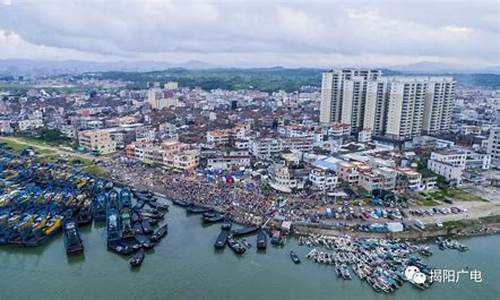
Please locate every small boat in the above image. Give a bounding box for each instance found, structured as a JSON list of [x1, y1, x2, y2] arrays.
[[171, 198, 191, 207], [290, 251, 300, 264], [107, 241, 132, 255], [150, 224, 168, 242], [202, 212, 224, 224], [232, 226, 259, 238], [141, 219, 153, 234], [135, 234, 154, 249], [214, 230, 229, 249], [129, 248, 145, 267], [63, 219, 84, 255], [77, 199, 93, 225], [221, 221, 232, 231], [133, 200, 145, 210], [186, 205, 210, 214], [256, 230, 267, 250], [133, 222, 144, 235], [227, 237, 245, 254], [241, 239, 252, 248], [104, 182, 114, 190]]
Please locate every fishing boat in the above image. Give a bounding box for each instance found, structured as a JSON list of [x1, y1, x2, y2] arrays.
[[150, 223, 168, 242], [63, 219, 84, 255], [77, 198, 93, 225], [133, 200, 145, 210], [290, 251, 301, 264], [202, 212, 224, 223], [129, 248, 145, 267], [221, 220, 232, 231], [93, 193, 107, 222], [232, 226, 259, 238], [107, 190, 119, 210], [214, 229, 229, 249], [186, 205, 210, 214], [119, 188, 132, 209], [106, 208, 121, 242], [104, 182, 114, 190], [120, 208, 134, 239], [256, 230, 267, 250], [227, 237, 246, 254], [135, 234, 154, 249], [107, 240, 132, 255], [141, 219, 153, 234]]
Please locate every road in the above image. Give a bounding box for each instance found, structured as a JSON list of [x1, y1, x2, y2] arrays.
[[0, 136, 109, 162]]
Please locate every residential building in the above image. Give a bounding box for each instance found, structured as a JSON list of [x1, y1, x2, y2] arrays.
[[18, 119, 44, 131], [320, 69, 381, 129], [78, 129, 116, 154], [486, 126, 500, 168], [309, 167, 338, 191], [207, 155, 251, 170]]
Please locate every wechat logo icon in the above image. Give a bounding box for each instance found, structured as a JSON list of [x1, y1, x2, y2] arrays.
[[405, 266, 427, 284]]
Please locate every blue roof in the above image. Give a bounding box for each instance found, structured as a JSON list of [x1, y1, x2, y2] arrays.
[[313, 159, 337, 171]]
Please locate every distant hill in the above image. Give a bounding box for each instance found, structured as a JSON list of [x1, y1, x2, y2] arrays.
[[1, 59, 499, 90], [389, 61, 499, 75]]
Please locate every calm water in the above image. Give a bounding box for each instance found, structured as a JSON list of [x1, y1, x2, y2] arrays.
[[1, 203, 499, 300]]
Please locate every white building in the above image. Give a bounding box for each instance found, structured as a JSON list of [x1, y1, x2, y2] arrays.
[[207, 155, 251, 170], [309, 167, 338, 191], [164, 81, 179, 90], [486, 126, 500, 168], [18, 119, 44, 131], [320, 69, 456, 141]]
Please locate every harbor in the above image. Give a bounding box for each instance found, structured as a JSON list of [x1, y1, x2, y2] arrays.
[[0, 201, 498, 300], [0, 151, 169, 267]]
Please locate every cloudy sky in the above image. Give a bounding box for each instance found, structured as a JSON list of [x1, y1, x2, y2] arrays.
[[0, 0, 498, 68]]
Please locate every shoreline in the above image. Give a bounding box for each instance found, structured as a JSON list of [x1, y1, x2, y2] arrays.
[[110, 177, 500, 242]]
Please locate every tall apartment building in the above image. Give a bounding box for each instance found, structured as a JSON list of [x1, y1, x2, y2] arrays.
[[422, 78, 456, 135], [384, 77, 427, 141], [319, 69, 381, 128], [486, 126, 500, 168], [320, 69, 455, 141]]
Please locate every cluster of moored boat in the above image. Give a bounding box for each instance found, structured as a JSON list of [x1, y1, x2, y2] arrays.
[[0, 153, 100, 248], [213, 222, 266, 255], [301, 235, 434, 293], [435, 237, 469, 252], [0, 152, 169, 268], [106, 188, 169, 267], [171, 197, 268, 255]]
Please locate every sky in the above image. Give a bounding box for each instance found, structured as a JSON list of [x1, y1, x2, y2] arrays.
[[0, 0, 498, 68]]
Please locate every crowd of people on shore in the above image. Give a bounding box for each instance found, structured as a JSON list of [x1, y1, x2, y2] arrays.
[[101, 159, 281, 225]]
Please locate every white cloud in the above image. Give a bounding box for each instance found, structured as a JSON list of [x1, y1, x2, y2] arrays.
[[0, 0, 498, 67]]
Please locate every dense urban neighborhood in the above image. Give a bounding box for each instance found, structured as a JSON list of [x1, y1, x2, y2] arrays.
[[1, 69, 499, 239]]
